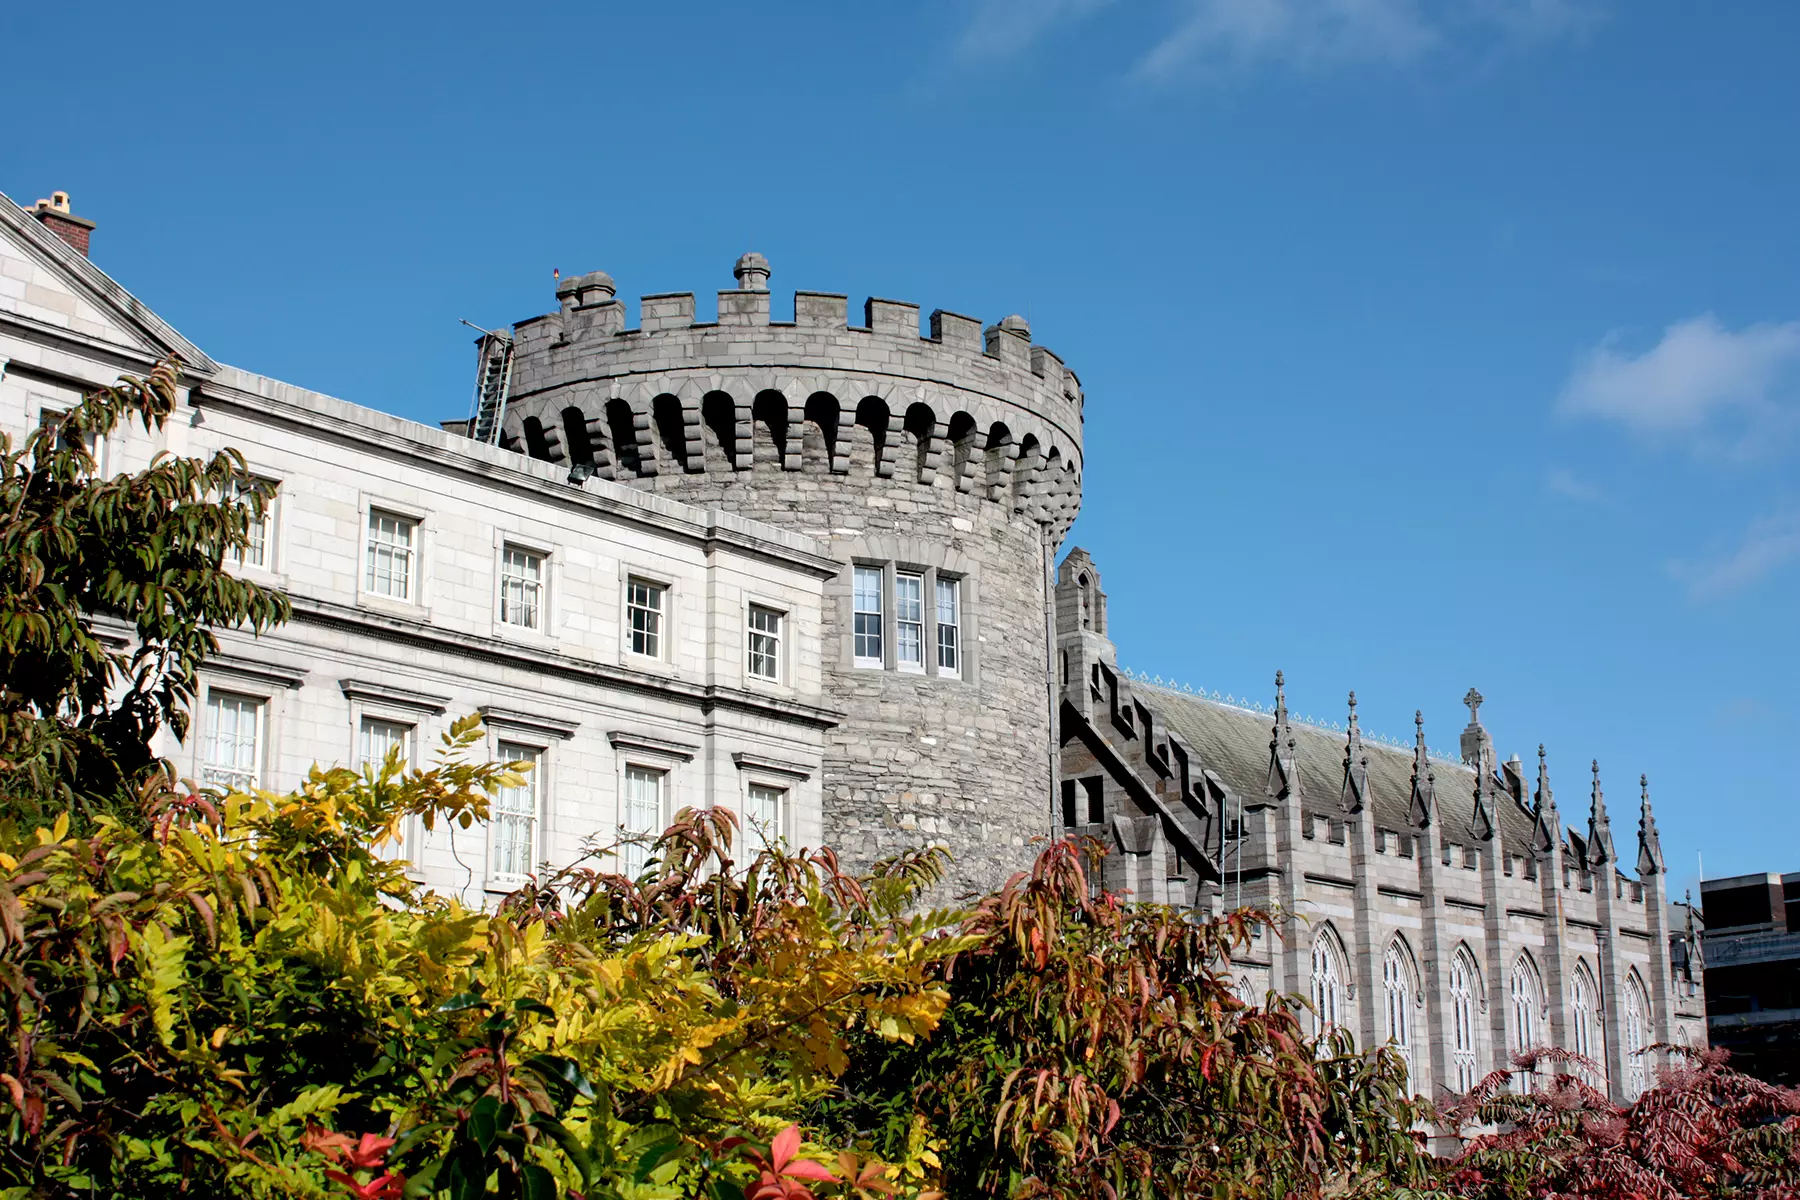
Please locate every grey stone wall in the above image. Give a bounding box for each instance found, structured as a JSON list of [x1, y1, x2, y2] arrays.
[[498, 257, 1085, 897]]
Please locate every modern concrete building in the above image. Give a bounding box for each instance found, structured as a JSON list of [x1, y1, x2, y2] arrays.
[[1701, 871, 1800, 1085], [2, 188, 1704, 1103]]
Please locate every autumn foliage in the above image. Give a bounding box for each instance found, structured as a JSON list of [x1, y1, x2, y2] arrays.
[[4, 362, 1800, 1198]]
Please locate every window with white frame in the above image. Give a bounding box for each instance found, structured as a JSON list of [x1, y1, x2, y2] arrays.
[[935, 577, 961, 675], [1624, 975, 1651, 1100], [490, 743, 541, 880], [500, 545, 545, 630], [852, 566, 883, 666], [894, 572, 924, 669], [744, 783, 785, 856], [1510, 954, 1543, 1092], [1450, 950, 1480, 1091], [1311, 929, 1347, 1038], [365, 510, 417, 600], [620, 765, 666, 877], [225, 478, 275, 570], [1383, 941, 1416, 1090], [627, 577, 665, 659], [35, 402, 105, 474], [747, 605, 782, 681], [202, 691, 263, 792], [359, 716, 412, 774]]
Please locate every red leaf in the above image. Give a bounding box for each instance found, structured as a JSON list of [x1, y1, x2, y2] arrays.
[[770, 1124, 801, 1172]]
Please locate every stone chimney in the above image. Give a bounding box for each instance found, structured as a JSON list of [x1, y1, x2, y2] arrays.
[[31, 191, 96, 257]]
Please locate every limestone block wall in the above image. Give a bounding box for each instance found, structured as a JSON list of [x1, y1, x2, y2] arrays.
[[495, 257, 1087, 897]]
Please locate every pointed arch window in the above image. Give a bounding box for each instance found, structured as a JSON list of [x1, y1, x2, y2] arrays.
[[1383, 940, 1417, 1090], [1311, 927, 1348, 1040], [1449, 949, 1480, 1091], [1570, 962, 1604, 1087], [1509, 954, 1545, 1092], [1623, 973, 1651, 1100]]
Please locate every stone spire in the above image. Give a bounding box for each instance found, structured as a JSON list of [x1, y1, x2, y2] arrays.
[[1470, 747, 1497, 842], [1586, 760, 1615, 869], [1266, 670, 1299, 800], [1338, 691, 1370, 814], [1408, 710, 1435, 829], [1637, 773, 1665, 876], [1531, 744, 1559, 859], [1459, 687, 1493, 769]]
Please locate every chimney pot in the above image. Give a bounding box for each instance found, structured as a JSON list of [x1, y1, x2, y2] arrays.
[[29, 190, 95, 257]]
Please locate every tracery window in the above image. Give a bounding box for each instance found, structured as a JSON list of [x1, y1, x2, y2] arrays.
[[1311, 928, 1348, 1040], [1383, 940, 1417, 1089], [1624, 974, 1651, 1100], [1449, 948, 1480, 1091], [1570, 963, 1603, 1087], [1510, 954, 1544, 1093]]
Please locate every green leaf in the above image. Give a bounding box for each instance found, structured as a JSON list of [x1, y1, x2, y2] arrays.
[[436, 991, 487, 1013], [521, 1162, 556, 1200], [513, 998, 556, 1018], [470, 1094, 501, 1156], [523, 1053, 595, 1102]]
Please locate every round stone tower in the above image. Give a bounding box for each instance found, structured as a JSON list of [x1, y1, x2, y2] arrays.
[[501, 254, 1083, 895]]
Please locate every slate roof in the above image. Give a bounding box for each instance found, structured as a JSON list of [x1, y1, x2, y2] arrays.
[[1131, 681, 1544, 857]]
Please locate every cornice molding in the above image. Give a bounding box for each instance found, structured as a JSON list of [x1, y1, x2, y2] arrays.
[[338, 678, 451, 715], [608, 730, 698, 761], [730, 751, 813, 780], [480, 705, 578, 741]]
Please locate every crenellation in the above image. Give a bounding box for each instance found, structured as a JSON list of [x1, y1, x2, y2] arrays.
[[796, 291, 848, 328], [930, 308, 982, 350], [865, 297, 919, 338], [640, 292, 696, 331]]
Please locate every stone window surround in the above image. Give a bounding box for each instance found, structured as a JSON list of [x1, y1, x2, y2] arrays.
[[731, 751, 812, 853], [620, 563, 676, 673], [340, 678, 449, 881], [478, 706, 577, 893], [27, 388, 108, 476], [191, 655, 306, 794], [357, 492, 433, 621], [608, 730, 697, 873], [226, 470, 286, 585], [741, 591, 792, 692], [492, 528, 560, 643], [836, 540, 978, 684]]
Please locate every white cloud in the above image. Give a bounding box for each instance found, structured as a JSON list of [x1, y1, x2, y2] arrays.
[[1668, 509, 1800, 602], [951, 0, 1594, 71], [1544, 466, 1604, 503], [1558, 314, 1800, 439], [955, 0, 1118, 60]]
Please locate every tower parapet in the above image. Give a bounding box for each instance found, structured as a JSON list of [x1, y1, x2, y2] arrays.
[[503, 255, 1083, 543], [494, 255, 1086, 895]]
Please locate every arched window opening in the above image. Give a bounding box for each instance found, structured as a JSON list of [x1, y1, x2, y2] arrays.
[[1509, 954, 1544, 1093], [1449, 950, 1480, 1091], [1570, 963, 1603, 1088], [1311, 928, 1347, 1040], [1383, 941, 1416, 1090], [1624, 974, 1651, 1101], [1078, 573, 1093, 630]]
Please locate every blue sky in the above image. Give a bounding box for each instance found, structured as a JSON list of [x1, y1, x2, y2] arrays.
[[8, 0, 1797, 891]]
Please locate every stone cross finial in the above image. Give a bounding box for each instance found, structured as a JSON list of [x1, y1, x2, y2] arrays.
[[1586, 759, 1615, 868], [733, 252, 771, 292], [1459, 687, 1492, 769], [1340, 691, 1368, 815]]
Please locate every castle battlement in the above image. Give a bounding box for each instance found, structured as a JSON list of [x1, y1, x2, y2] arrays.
[[500, 255, 1083, 541]]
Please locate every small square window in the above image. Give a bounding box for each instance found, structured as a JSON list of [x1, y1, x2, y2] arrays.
[[620, 764, 666, 877], [745, 783, 785, 855], [491, 743, 541, 879], [895, 572, 924, 670], [501, 546, 545, 630], [202, 691, 263, 792], [748, 605, 782, 681], [627, 578, 665, 659], [852, 566, 883, 667], [365, 510, 417, 600]]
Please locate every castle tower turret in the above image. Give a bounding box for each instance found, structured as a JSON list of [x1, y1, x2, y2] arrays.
[[497, 255, 1084, 894]]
